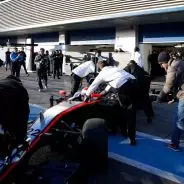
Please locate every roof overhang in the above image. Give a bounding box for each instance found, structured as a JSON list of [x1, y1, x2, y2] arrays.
[[1, 5, 184, 36]]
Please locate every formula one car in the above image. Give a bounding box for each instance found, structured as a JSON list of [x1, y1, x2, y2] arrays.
[[0, 90, 110, 184], [0, 84, 163, 183]]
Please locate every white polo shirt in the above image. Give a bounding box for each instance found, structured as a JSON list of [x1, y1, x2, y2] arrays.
[[134, 51, 143, 68], [85, 66, 135, 96], [72, 61, 95, 78]]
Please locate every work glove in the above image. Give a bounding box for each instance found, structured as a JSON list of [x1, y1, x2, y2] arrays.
[[83, 95, 90, 102]]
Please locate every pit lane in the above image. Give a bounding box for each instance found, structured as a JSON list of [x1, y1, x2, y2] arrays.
[[0, 69, 177, 183]]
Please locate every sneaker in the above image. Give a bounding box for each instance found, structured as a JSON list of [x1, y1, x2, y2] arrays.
[[168, 143, 180, 151], [44, 86, 48, 89], [26, 73, 29, 77], [38, 89, 43, 92]]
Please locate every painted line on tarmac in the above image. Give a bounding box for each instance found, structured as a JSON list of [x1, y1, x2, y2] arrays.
[[137, 131, 170, 143], [108, 152, 184, 184], [137, 131, 184, 147]]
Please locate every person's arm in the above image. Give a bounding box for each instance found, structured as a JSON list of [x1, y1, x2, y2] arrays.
[[34, 55, 41, 63], [24, 52, 27, 61], [10, 53, 19, 62], [124, 64, 131, 73], [100, 85, 111, 95], [157, 63, 177, 102], [85, 73, 103, 96]]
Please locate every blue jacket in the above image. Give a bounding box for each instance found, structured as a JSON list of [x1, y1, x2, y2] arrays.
[[10, 52, 22, 62]]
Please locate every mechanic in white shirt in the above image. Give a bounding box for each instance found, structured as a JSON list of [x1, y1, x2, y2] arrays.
[[71, 59, 95, 96], [85, 59, 137, 145], [134, 47, 143, 68]]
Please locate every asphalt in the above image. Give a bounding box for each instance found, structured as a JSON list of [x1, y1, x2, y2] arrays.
[[0, 67, 175, 139], [0, 68, 178, 184]]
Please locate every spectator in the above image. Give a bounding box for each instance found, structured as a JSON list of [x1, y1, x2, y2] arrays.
[[5, 48, 11, 71], [34, 48, 48, 92], [45, 50, 51, 76], [58, 50, 64, 76], [19, 47, 29, 76], [51, 50, 60, 79], [10, 47, 21, 78]]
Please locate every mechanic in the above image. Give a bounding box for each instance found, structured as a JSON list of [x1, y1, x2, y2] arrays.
[[0, 75, 29, 155], [70, 57, 96, 96], [34, 48, 48, 92], [124, 60, 154, 123], [157, 52, 184, 151], [84, 59, 137, 145]]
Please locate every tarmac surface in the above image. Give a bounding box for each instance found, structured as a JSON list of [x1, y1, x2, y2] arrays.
[[0, 67, 175, 139], [0, 68, 179, 184]]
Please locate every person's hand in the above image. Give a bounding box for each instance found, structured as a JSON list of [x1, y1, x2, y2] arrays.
[[168, 99, 175, 105], [83, 95, 90, 102], [100, 90, 106, 96]]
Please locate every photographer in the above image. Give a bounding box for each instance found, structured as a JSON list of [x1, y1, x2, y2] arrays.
[[0, 75, 29, 154], [157, 52, 184, 151], [34, 48, 48, 92]]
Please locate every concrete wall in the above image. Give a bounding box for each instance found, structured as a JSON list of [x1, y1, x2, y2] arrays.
[[115, 27, 136, 56], [114, 27, 136, 68]]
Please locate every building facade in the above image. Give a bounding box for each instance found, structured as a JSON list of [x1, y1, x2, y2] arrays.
[[1, 0, 184, 72]]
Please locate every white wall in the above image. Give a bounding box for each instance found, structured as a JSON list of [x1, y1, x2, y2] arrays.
[[115, 27, 136, 58]]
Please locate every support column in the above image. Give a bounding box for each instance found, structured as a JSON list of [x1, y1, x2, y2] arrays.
[[59, 32, 70, 75], [26, 37, 35, 72], [139, 43, 152, 73], [115, 27, 136, 57], [114, 26, 136, 68]]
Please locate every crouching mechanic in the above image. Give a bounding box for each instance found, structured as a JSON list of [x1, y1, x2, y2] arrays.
[[0, 75, 29, 156], [84, 60, 137, 145], [157, 52, 184, 151], [71, 58, 96, 96]]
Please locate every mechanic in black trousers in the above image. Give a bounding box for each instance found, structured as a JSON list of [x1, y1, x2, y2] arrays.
[[84, 59, 138, 145], [10, 47, 21, 78], [124, 60, 154, 123], [70, 58, 96, 96]]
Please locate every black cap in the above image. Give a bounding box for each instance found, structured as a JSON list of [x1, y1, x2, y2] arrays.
[[158, 52, 170, 63]]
